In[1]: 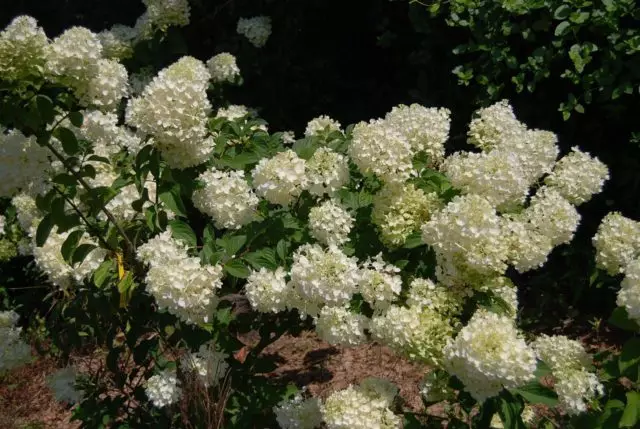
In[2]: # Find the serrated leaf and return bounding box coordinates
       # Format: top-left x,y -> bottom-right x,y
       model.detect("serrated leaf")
68,111 -> 83,127
35,95 -> 55,123
554,21 -> 571,37
224,259 -> 250,278
159,186 -> 187,217
168,219 -> 197,248
244,248 -> 278,270
609,307 -> 640,331
93,260 -> 115,288
61,229 -> 84,263
619,338 -> 640,377
223,235 -> 247,257
35,215 -> 54,247
403,232 -> 425,249
276,239 -> 289,262
117,272 -> 135,308
514,382 -> 559,406
55,127 -> 80,155
553,5 -> 571,20
621,391 -> 640,427
72,243 -> 97,266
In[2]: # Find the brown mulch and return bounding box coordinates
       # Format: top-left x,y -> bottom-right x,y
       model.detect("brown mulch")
261,330 -> 427,411
0,355 -> 80,429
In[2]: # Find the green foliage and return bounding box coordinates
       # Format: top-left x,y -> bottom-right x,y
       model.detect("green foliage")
421,0 -> 640,119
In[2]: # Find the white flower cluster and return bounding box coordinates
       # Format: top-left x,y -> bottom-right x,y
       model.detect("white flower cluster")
524,187 -> 580,247
288,244 -> 360,314
422,194 -> 508,276
274,392 -> 323,429
0,310 -> 32,373
252,150 -> 308,206
443,150 -> 530,210
138,230 -> 223,325
126,56 -> 213,169
321,382 -> 401,429
0,215 -> 5,236
384,104 -> 450,167
0,16 -> 48,82
69,110 -> 142,158
406,277 -> 465,317
502,214 -> 554,273
545,147 -> 609,205
47,367 -> 82,404
207,52 -> 240,83
618,257 -> 640,321
145,369 -> 182,408
304,115 -> 342,138
79,59 -> 129,111
216,104 -> 249,121
314,306 -> 368,346
593,212 -> 640,275
98,24 -> 136,60
309,200 -> 353,247
467,100 -> 527,151
443,311 -> 536,402
192,168 -> 259,229
358,254 -> 402,312
142,0 -> 191,32
445,101 -> 563,211
532,335 -> 603,415
281,131 -> 296,145
245,267 -> 289,313
237,16 -> 272,48
0,129 -> 51,197
372,182 -> 441,247
12,193 -> 40,232
45,26 -> 129,112
32,228 -> 107,289
370,305 -> 453,365
306,148 -> 350,197
349,119 -> 414,183
181,342 -> 228,387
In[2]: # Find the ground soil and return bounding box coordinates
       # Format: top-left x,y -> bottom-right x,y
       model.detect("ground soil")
0,332 -> 427,429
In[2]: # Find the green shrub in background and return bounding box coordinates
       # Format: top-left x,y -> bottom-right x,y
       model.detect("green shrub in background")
418,0 -> 640,121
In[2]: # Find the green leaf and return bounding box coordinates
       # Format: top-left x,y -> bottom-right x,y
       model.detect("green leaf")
223,235 -> 247,257
619,338 -> 640,377
609,307 -> 640,331
244,248 -> 278,270
620,392 -> 640,428
52,173 -> 77,187
224,259 -> 250,279
159,186 -> 187,217
168,219 -> 197,248
61,229 -> 84,263
35,215 -> 54,247
55,127 -> 80,155
35,95 -> 55,123
117,272 -> 136,308
403,232 -> 425,249
497,393 -> 526,429
68,111 -> 83,127
93,260 -> 115,288
514,382 -> 559,406
276,239 -> 289,262
554,21 -> 571,37
72,243 -> 97,266
553,5 -> 571,20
